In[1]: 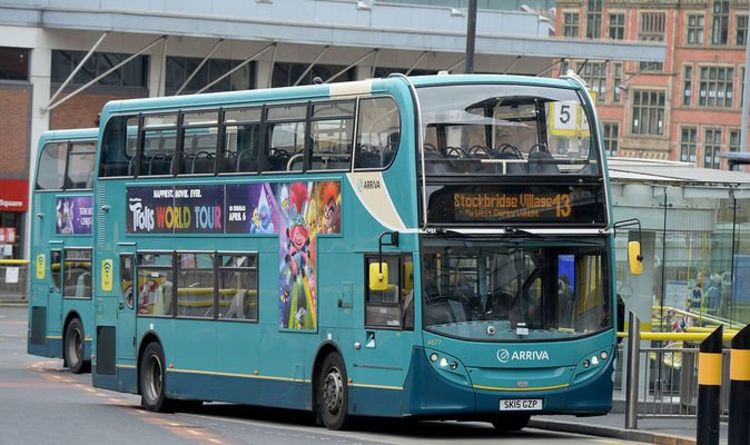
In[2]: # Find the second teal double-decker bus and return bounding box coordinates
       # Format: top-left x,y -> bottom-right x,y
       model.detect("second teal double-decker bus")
28,128 -> 98,373
91,74 -> 639,430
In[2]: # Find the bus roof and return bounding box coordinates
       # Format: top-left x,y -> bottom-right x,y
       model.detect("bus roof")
99,75 -> 582,120
39,127 -> 99,142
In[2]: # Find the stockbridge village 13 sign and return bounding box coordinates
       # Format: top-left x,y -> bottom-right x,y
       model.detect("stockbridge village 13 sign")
427,184 -> 606,225
126,181 -> 341,331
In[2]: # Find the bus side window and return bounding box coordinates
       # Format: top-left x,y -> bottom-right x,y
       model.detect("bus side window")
50,250 -> 62,293
99,115 -> 137,177
120,255 -> 134,310
137,253 -> 174,317
140,114 -> 177,176
67,142 -> 96,189
265,104 -> 306,172
310,100 -> 355,171
37,142 -> 67,190
365,254 -> 413,330
217,254 -> 258,321
176,252 -> 216,318
354,97 -> 400,170
222,108 -> 262,173
62,248 -> 92,299
180,110 -> 219,175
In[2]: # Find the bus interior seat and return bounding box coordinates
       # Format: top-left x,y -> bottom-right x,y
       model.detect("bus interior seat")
527,148 -> 559,175
423,298 -> 468,325
191,151 -> 214,174
494,151 -> 527,175
236,149 -> 258,172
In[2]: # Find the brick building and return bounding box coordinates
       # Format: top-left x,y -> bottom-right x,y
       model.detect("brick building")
555,0 -> 748,168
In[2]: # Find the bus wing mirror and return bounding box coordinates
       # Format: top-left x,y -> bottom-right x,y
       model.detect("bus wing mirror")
369,262 -> 389,292
628,241 -> 643,276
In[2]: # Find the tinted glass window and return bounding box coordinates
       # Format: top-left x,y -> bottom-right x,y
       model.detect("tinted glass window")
100,115 -> 138,177
354,97 -> 400,170
36,142 -> 67,190
176,253 -> 215,318
66,142 -> 96,189
310,101 -> 354,171
218,254 -> 258,321
266,105 -> 306,172
62,249 -> 92,299
137,253 -> 174,317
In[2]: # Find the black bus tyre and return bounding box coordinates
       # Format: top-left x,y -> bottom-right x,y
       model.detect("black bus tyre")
317,353 -> 350,430
491,413 -> 531,432
64,318 -> 85,374
140,342 -> 174,412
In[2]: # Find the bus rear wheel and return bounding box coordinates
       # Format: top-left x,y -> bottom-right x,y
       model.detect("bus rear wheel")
317,353 -> 350,430
491,413 -> 531,432
64,318 -> 85,374
140,342 -> 173,412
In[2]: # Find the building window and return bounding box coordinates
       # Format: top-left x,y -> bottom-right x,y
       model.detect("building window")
631,90 -> 665,136
578,62 -> 607,101
639,12 -> 666,41
737,15 -> 748,46
687,14 -> 705,45
563,13 -> 580,38
711,0 -> 729,45
683,65 -> 693,106
586,0 -> 602,39
272,62 -> 355,88
638,13 -> 665,71
680,127 -> 697,162
730,129 -> 741,152
602,122 -> 619,156
609,13 -> 625,40
699,66 -> 734,107
51,50 -> 148,88
704,128 -> 722,169
165,57 -> 255,95
613,63 -> 623,103
560,60 -> 570,76
0,47 -> 29,81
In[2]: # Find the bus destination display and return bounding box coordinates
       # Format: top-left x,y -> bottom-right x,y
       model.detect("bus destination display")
427,184 -> 605,225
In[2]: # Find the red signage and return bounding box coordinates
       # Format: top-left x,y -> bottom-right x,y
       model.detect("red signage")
0,179 -> 28,212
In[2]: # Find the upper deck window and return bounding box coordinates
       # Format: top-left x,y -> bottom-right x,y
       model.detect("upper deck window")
37,142 -> 67,190
99,115 -> 138,177
310,101 -> 355,171
354,97 -> 400,170
417,85 -> 599,177
223,108 -> 262,173
37,140 -> 96,190
265,104 -> 307,172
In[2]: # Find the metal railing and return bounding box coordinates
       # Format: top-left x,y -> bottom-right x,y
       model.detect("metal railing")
622,313 -> 738,429
0,259 -> 29,301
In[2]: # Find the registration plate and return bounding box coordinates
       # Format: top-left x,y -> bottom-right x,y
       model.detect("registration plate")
499,399 -> 542,411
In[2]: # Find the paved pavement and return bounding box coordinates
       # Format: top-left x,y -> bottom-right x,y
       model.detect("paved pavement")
0,302 -> 714,445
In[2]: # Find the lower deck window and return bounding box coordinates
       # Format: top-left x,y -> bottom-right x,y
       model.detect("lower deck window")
62,249 -> 92,299
218,254 -> 258,321
137,253 -> 174,316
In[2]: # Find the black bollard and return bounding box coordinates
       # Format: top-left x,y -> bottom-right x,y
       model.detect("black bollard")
697,325 -> 723,445
728,324 -> 750,445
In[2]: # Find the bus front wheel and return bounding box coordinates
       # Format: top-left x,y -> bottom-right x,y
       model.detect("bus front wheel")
140,342 -> 173,412
491,413 -> 531,432
317,353 -> 350,430
64,318 -> 85,374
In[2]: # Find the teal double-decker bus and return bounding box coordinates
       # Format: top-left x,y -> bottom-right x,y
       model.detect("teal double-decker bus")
28,128 -> 98,373
91,74 -> 638,430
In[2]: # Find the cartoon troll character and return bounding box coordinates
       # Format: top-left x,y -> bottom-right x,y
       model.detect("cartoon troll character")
321,181 -> 340,234
285,183 -> 310,278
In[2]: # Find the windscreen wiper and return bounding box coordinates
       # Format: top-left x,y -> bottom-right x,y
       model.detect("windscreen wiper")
502,226 -> 540,237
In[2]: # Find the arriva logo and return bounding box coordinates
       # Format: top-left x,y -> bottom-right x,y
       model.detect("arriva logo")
497,348 -> 550,364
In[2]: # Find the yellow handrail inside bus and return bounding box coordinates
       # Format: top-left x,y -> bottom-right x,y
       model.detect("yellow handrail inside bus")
0,259 -> 30,265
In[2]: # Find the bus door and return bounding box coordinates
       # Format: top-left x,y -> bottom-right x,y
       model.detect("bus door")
47,242 -> 64,342
116,245 -> 137,380
359,253 -> 416,390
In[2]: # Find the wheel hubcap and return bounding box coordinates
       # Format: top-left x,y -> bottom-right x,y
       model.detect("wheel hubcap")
321,366 -> 344,415
144,354 -> 163,403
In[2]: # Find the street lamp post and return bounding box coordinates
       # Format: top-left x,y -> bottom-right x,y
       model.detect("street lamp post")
465,0 -> 477,74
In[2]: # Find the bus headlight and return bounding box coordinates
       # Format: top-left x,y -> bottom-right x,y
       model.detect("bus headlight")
430,353 -> 439,362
